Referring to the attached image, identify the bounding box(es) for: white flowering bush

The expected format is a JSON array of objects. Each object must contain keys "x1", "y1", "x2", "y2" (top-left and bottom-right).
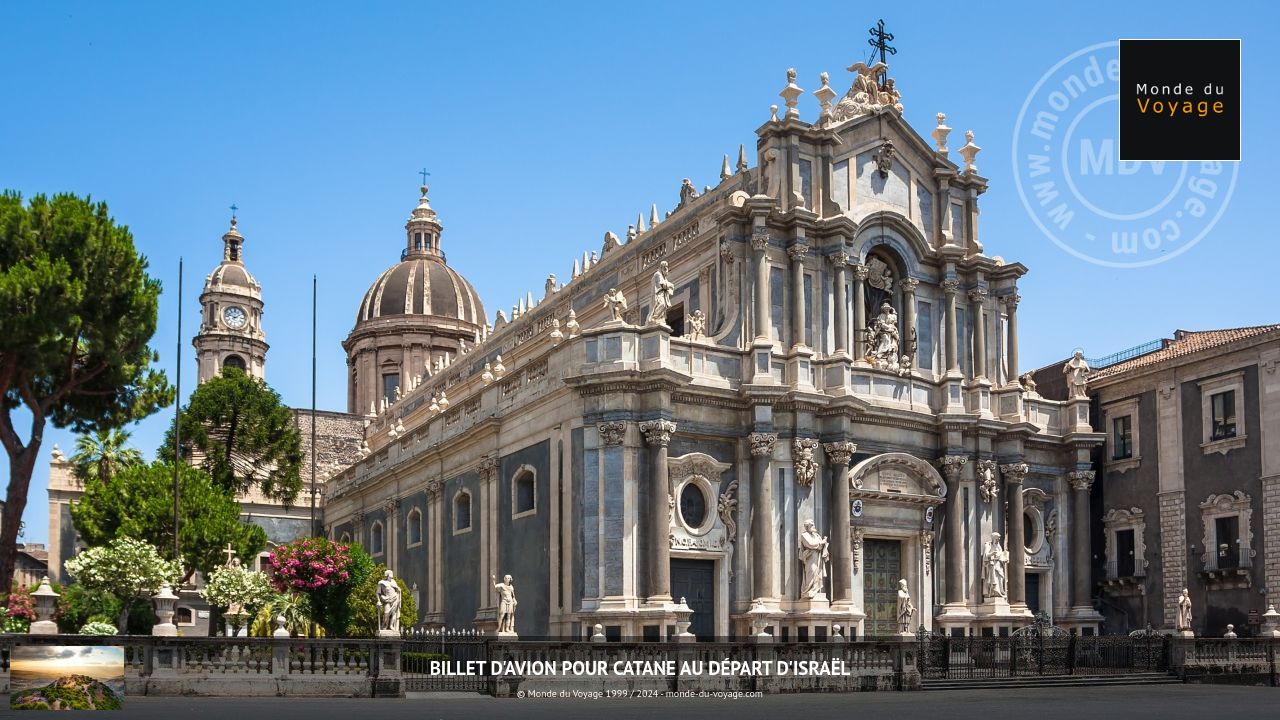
[
  {"x1": 65, "y1": 537, "x2": 182, "y2": 630},
  {"x1": 201, "y1": 564, "x2": 274, "y2": 616},
  {"x1": 79, "y1": 621, "x2": 119, "y2": 635}
]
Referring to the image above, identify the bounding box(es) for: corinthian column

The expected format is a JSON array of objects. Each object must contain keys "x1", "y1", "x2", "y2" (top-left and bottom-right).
[
  {"x1": 938, "y1": 455, "x2": 968, "y2": 604},
  {"x1": 824, "y1": 441, "x2": 857, "y2": 604},
  {"x1": 749, "y1": 432, "x2": 778, "y2": 602},
  {"x1": 1069, "y1": 470, "x2": 1095, "y2": 608},
  {"x1": 900, "y1": 278, "x2": 919, "y2": 370},
  {"x1": 787, "y1": 243, "x2": 808, "y2": 349},
  {"x1": 943, "y1": 279, "x2": 960, "y2": 374},
  {"x1": 1000, "y1": 463, "x2": 1029, "y2": 605},
  {"x1": 969, "y1": 288, "x2": 988, "y2": 380},
  {"x1": 753, "y1": 228, "x2": 771, "y2": 341},
  {"x1": 639, "y1": 420, "x2": 677, "y2": 603},
  {"x1": 1004, "y1": 293, "x2": 1021, "y2": 384},
  {"x1": 852, "y1": 264, "x2": 868, "y2": 359},
  {"x1": 830, "y1": 252, "x2": 849, "y2": 356}
]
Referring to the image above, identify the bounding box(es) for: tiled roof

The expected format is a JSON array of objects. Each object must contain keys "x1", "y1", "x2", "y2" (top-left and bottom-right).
[{"x1": 1090, "y1": 324, "x2": 1280, "y2": 381}]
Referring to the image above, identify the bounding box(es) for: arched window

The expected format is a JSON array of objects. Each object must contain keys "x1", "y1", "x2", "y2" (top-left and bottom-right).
[
  {"x1": 339, "y1": 532, "x2": 352, "y2": 544},
  {"x1": 175, "y1": 607, "x2": 194, "y2": 625},
  {"x1": 454, "y1": 491, "x2": 472, "y2": 534},
  {"x1": 512, "y1": 466, "x2": 536, "y2": 518},
  {"x1": 223, "y1": 354, "x2": 246, "y2": 372},
  {"x1": 407, "y1": 508, "x2": 423, "y2": 546},
  {"x1": 370, "y1": 521, "x2": 385, "y2": 556}
]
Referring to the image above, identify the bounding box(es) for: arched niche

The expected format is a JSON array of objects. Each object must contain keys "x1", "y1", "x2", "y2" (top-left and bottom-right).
[{"x1": 848, "y1": 452, "x2": 947, "y2": 498}]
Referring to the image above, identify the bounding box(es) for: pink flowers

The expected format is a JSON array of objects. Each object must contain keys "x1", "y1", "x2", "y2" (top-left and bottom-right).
[{"x1": 268, "y1": 538, "x2": 358, "y2": 594}]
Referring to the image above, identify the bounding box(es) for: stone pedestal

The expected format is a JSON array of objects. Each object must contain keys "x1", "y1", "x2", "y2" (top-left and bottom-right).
[{"x1": 935, "y1": 604, "x2": 976, "y2": 635}]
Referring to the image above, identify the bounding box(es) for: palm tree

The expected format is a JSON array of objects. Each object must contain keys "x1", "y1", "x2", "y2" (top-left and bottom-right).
[{"x1": 70, "y1": 428, "x2": 143, "y2": 485}]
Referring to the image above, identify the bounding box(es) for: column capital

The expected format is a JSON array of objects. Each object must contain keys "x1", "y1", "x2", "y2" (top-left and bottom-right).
[
  {"x1": 1068, "y1": 470, "x2": 1095, "y2": 491},
  {"x1": 823, "y1": 440, "x2": 858, "y2": 465},
  {"x1": 352, "y1": 509, "x2": 367, "y2": 529},
  {"x1": 749, "y1": 432, "x2": 778, "y2": 457},
  {"x1": 751, "y1": 228, "x2": 770, "y2": 252},
  {"x1": 384, "y1": 496, "x2": 402, "y2": 516},
  {"x1": 793, "y1": 437, "x2": 819, "y2": 486},
  {"x1": 597, "y1": 421, "x2": 628, "y2": 447},
  {"x1": 828, "y1": 250, "x2": 850, "y2": 267},
  {"x1": 941, "y1": 278, "x2": 960, "y2": 295},
  {"x1": 638, "y1": 419, "x2": 677, "y2": 447},
  {"x1": 967, "y1": 287, "x2": 988, "y2": 303},
  {"x1": 1002, "y1": 292, "x2": 1022, "y2": 311},
  {"x1": 899, "y1": 277, "x2": 920, "y2": 293},
  {"x1": 937, "y1": 454, "x2": 968, "y2": 481},
  {"x1": 851, "y1": 264, "x2": 869, "y2": 282},
  {"x1": 479, "y1": 456, "x2": 498, "y2": 483},
  {"x1": 425, "y1": 477, "x2": 443, "y2": 499},
  {"x1": 786, "y1": 243, "x2": 809, "y2": 261},
  {"x1": 1000, "y1": 462, "x2": 1029, "y2": 484}
]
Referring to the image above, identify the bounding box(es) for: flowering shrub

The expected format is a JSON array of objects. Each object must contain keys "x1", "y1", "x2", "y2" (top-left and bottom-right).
[
  {"x1": 79, "y1": 621, "x2": 119, "y2": 635},
  {"x1": 65, "y1": 537, "x2": 182, "y2": 630},
  {"x1": 268, "y1": 537, "x2": 371, "y2": 636},
  {"x1": 1, "y1": 608, "x2": 30, "y2": 633},
  {"x1": 201, "y1": 564, "x2": 274, "y2": 616},
  {"x1": 4, "y1": 584, "x2": 37, "y2": 621}
]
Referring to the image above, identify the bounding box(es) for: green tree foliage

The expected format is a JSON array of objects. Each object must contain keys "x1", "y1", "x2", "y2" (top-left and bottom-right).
[
  {"x1": 70, "y1": 427, "x2": 143, "y2": 484},
  {"x1": 0, "y1": 191, "x2": 172, "y2": 592},
  {"x1": 56, "y1": 584, "x2": 122, "y2": 634},
  {"x1": 160, "y1": 367, "x2": 303, "y2": 504},
  {"x1": 64, "y1": 537, "x2": 182, "y2": 629},
  {"x1": 69, "y1": 461, "x2": 266, "y2": 582},
  {"x1": 346, "y1": 565, "x2": 417, "y2": 638}
]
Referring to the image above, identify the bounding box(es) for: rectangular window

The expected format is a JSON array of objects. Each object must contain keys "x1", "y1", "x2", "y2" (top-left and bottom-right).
[
  {"x1": 1215, "y1": 515, "x2": 1239, "y2": 568},
  {"x1": 1115, "y1": 529, "x2": 1136, "y2": 577},
  {"x1": 1112, "y1": 415, "x2": 1133, "y2": 459},
  {"x1": 917, "y1": 300, "x2": 933, "y2": 370},
  {"x1": 382, "y1": 373, "x2": 400, "y2": 405},
  {"x1": 1210, "y1": 390, "x2": 1236, "y2": 440}
]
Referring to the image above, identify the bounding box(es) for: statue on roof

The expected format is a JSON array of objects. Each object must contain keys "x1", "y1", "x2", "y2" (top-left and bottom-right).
[{"x1": 1064, "y1": 350, "x2": 1091, "y2": 399}]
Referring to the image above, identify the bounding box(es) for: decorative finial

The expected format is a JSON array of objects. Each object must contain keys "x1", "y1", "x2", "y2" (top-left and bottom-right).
[
  {"x1": 779, "y1": 69, "x2": 803, "y2": 120},
  {"x1": 720, "y1": 154, "x2": 731, "y2": 181},
  {"x1": 770, "y1": 104, "x2": 779, "y2": 123},
  {"x1": 814, "y1": 71, "x2": 837, "y2": 125},
  {"x1": 636, "y1": 212, "x2": 646, "y2": 233},
  {"x1": 960, "y1": 130, "x2": 981, "y2": 174},
  {"x1": 650, "y1": 203, "x2": 660, "y2": 227},
  {"x1": 932, "y1": 113, "x2": 952, "y2": 158},
  {"x1": 736, "y1": 144, "x2": 748, "y2": 174}
]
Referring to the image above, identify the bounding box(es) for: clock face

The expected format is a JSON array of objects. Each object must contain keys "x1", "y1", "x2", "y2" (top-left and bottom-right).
[{"x1": 223, "y1": 306, "x2": 247, "y2": 329}]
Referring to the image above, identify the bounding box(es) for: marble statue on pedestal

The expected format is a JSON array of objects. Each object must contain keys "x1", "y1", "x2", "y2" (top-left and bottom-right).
[
  {"x1": 647, "y1": 261, "x2": 675, "y2": 326},
  {"x1": 797, "y1": 519, "x2": 830, "y2": 599},
  {"x1": 1177, "y1": 588, "x2": 1194, "y2": 633},
  {"x1": 982, "y1": 532, "x2": 1009, "y2": 599},
  {"x1": 493, "y1": 574, "x2": 518, "y2": 635},
  {"x1": 376, "y1": 569, "x2": 402, "y2": 635},
  {"x1": 866, "y1": 302, "x2": 901, "y2": 372},
  {"x1": 896, "y1": 579, "x2": 915, "y2": 633},
  {"x1": 603, "y1": 288, "x2": 628, "y2": 324},
  {"x1": 1065, "y1": 350, "x2": 1091, "y2": 399}
]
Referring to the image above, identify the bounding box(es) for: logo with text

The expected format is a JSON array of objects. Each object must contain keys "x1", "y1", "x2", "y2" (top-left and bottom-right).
[{"x1": 1013, "y1": 41, "x2": 1239, "y2": 268}]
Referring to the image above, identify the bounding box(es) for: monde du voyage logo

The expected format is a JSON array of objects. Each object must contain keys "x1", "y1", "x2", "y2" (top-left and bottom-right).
[{"x1": 1013, "y1": 40, "x2": 1240, "y2": 268}]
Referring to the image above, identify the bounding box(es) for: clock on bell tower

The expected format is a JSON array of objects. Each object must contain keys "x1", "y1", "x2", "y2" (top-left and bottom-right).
[{"x1": 193, "y1": 213, "x2": 269, "y2": 383}]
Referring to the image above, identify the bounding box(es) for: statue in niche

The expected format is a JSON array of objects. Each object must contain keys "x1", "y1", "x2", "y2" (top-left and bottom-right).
[
  {"x1": 797, "y1": 519, "x2": 830, "y2": 600},
  {"x1": 647, "y1": 261, "x2": 675, "y2": 326},
  {"x1": 492, "y1": 574, "x2": 518, "y2": 635},
  {"x1": 865, "y1": 302, "x2": 901, "y2": 372},
  {"x1": 376, "y1": 569, "x2": 402, "y2": 634},
  {"x1": 982, "y1": 532, "x2": 1009, "y2": 599},
  {"x1": 1177, "y1": 588, "x2": 1194, "y2": 633},
  {"x1": 603, "y1": 288, "x2": 629, "y2": 324},
  {"x1": 896, "y1": 579, "x2": 915, "y2": 633},
  {"x1": 1064, "y1": 350, "x2": 1091, "y2": 399}
]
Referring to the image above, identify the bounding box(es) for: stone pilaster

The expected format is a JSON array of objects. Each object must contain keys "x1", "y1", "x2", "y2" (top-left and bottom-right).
[
  {"x1": 852, "y1": 264, "x2": 868, "y2": 360},
  {"x1": 752, "y1": 228, "x2": 770, "y2": 341},
  {"x1": 749, "y1": 432, "x2": 778, "y2": 603},
  {"x1": 900, "y1": 278, "x2": 919, "y2": 370},
  {"x1": 787, "y1": 243, "x2": 808, "y2": 350},
  {"x1": 830, "y1": 252, "x2": 849, "y2": 357},
  {"x1": 639, "y1": 419, "x2": 677, "y2": 604},
  {"x1": 824, "y1": 441, "x2": 857, "y2": 604},
  {"x1": 1264, "y1": 479, "x2": 1280, "y2": 615},
  {"x1": 1000, "y1": 463, "x2": 1029, "y2": 606},
  {"x1": 1159, "y1": 490, "x2": 1188, "y2": 627}
]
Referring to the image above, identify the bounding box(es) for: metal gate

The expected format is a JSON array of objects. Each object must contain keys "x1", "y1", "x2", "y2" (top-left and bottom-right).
[
  {"x1": 402, "y1": 629, "x2": 489, "y2": 692},
  {"x1": 918, "y1": 623, "x2": 1171, "y2": 679}
]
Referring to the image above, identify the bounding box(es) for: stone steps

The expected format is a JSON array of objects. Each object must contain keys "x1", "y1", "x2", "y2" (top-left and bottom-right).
[{"x1": 922, "y1": 672, "x2": 1182, "y2": 690}]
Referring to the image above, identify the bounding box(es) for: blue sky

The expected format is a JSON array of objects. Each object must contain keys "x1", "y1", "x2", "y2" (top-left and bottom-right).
[{"x1": 3, "y1": 2, "x2": 1274, "y2": 544}]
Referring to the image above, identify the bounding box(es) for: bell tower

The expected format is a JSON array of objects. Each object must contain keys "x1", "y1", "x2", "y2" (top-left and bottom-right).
[{"x1": 193, "y1": 214, "x2": 269, "y2": 383}]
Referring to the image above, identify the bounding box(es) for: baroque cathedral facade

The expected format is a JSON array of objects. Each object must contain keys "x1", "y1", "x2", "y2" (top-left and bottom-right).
[{"x1": 321, "y1": 61, "x2": 1105, "y2": 640}]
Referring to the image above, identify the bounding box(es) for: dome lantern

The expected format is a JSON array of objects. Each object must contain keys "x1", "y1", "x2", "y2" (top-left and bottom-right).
[{"x1": 405, "y1": 184, "x2": 443, "y2": 261}]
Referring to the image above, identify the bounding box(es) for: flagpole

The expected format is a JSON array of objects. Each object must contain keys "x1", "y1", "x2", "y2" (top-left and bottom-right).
[
  {"x1": 310, "y1": 274, "x2": 317, "y2": 538},
  {"x1": 173, "y1": 257, "x2": 183, "y2": 563}
]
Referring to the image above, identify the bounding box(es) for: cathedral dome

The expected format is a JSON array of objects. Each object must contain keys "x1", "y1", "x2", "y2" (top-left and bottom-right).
[
  {"x1": 209, "y1": 262, "x2": 258, "y2": 289},
  {"x1": 356, "y1": 256, "x2": 484, "y2": 326}
]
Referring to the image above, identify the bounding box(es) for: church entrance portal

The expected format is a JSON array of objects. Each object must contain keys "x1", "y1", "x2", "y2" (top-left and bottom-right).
[
  {"x1": 863, "y1": 539, "x2": 902, "y2": 637},
  {"x1": 671, "y1": 558, "x2": 715, "y2": 640}
]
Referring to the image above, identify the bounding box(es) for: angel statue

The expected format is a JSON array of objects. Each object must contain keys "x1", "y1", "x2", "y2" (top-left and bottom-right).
[{"x1": 603, "y1": 288, "x2": 629, "y2": 324}]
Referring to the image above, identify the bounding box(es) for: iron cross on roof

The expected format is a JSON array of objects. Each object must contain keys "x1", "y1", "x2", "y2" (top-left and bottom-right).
[
  {"x1": 867, "y1": 18, "x2": 897, "y2": 67},
  {"x1": 418, "y1": 168, "x2": 431, "y2": 185},
  {"x1": 229, "y1": 203, "x2": 238, "y2": 220}
]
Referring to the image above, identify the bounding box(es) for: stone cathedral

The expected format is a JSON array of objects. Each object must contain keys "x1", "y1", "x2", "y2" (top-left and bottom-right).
[{"x1": 322, "y1": 60, "x2": 1106, "y2": 641}]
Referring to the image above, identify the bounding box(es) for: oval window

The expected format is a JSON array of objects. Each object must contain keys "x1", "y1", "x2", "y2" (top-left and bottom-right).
[{"x1": 679, "y1": 483, "x2": 708, "y2": 529}]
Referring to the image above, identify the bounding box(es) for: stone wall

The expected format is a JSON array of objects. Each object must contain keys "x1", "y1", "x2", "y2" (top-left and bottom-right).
[
  {"x1": 1159, "y1": 491, "x2": 1187, "y2": 627},
  {"x1": 292, "y1": 409, "x2": 364, "y2": 484}
]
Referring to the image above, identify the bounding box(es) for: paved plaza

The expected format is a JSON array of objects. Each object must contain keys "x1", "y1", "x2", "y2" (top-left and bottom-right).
[{"x1": 43, "y1": 685, "x2": 1276, "y2": 720}]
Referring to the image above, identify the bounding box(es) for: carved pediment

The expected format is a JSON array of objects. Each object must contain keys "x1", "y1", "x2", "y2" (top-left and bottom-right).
[{"x1": 849, "y1": 452, "x2": 946, "y2": 497}]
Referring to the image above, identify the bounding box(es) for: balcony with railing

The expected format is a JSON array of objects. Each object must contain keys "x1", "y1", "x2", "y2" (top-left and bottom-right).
[
  {"x1": 1101, "y1": 558, "x2": 1147, "y2": 595},
  {"x1": 1200, "y1": 544, "x2": 1254, "y2": 588}
]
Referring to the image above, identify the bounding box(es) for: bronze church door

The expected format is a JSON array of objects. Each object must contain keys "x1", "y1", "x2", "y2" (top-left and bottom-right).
[
  {"x1": 863, "y1": 539, "x2": 902, "y2": 637},
  {"x1": 671, "y1": 558, "x2": 715, "y2": 640}
]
